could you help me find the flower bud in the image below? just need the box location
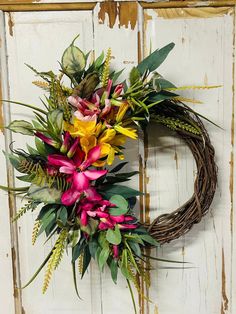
[67,137,80,158]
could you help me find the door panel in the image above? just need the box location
[0,3,235,314]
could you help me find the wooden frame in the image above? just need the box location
[0,1,235,12]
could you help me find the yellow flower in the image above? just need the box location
[116,102,129,123]
[98,129,116,144]
[80,136,97,156]
[114,125,138,140]
[64,115,97,137]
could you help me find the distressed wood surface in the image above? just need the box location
[0,2,235,314]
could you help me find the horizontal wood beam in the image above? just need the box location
[0,2,96,12]
[140,1,236,9]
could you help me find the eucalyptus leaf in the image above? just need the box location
[106,225,122,245]
[98,247,110,271]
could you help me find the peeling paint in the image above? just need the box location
[7,12,14,37]
[98,2,117,29]
[221,248,229,314]
[119,2,137,30]
[98,2,137,30]
[153,7,233,19]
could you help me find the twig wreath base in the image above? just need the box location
[142,102,218,244]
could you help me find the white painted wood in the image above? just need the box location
[143,7,235,314]
[0,10,16,314]
[1,4,236,314]
[4,10,94,314]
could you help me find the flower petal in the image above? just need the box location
[48,154,75,168]
[72,172,90,190]
[84,169,107,180]
[61,188,81,206]
[85,187,102,201]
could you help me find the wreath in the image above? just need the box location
[1,36,217,311]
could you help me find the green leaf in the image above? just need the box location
[137,42,175,75]
[89,239,99,259]
[109,194,129,216]
[38,212,56,236]
[129,67,141,85]
[94,51,105,68]
[3,152,21,169]
[72,238,85,262]
[57,206,68,226]
[98,232,109,248]
[62,44,86,75]
[139,234,159,246]
[47,109,64,135]
[28,184,61,204]
[128,241,141,257]
[120,249,132,280]
[106,225,122,245]
[110,162,128,173]
[81,245,91,278]
[148,90,178,103]
[35,138,48,157]
[101,185,142,199]
[98,247,110,271]
[7,120,34,135]
[79,218,99,236]
[110,259,118,284]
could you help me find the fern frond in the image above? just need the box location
[42,229,68,293]
[101,48,111,87]
[33,81,50,91]
[32,220,41,245]
[165,85,221,91]
[151,114,202,135]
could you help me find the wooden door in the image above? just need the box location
[0,1,235,314]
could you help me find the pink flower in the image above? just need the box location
[35,132,60,149]
[47,145,107,206]
[113,245,119,259]
[60,131,71,154]
[112,84,123,98]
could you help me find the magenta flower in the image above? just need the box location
[35,132,60,149]
[60,131,71,154]
[47,145,107,206]
[98,215,137,230]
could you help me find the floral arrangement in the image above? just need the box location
[2,36,218,312]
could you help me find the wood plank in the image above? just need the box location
[143,6,235,314]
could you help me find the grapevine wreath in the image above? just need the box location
[1,37,217,310]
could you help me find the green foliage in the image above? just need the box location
[61,38,86,75]
[27,184,61,204]
[137,42,175,75]
[129,67,140,86]
[151,114,202,135]
[42,229,68,293]
[100,184,142,199]
[7,120,34,136]
[106,225,122,245]
[109,195,129,216]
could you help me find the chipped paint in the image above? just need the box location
[98,2,137,30]
[119,2,137,30]
[7,12,14,37]
[174,150,178,169]
[98,2,117,29]
[221,249,229,314]
[153,7,233,19]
